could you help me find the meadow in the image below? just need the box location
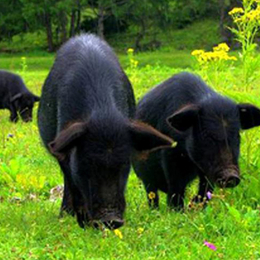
[1,46,260,260]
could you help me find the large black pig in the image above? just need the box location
[133,72,260,210]
[38,34,173,229]
[0,70,40,122]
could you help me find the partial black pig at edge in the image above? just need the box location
[132,72,260,210]
[0,70,40,122]
[38,34,173,229]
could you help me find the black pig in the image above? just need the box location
[38,34,173,229]
[0,70,40,122]
[133,72,260,210]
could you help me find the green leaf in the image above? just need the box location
[228,206,241,222]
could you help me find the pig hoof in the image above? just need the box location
[10,117,18,123]
[76,213,87,229]
[59,208,75,218]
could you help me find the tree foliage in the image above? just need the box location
[0,0,239,51]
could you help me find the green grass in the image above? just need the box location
[0,49,193,72]
[1,50,260,259]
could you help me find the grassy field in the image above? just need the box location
[1,49,260,260]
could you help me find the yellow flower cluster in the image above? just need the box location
[228,7,244,16]
[191,43,237,64]
[245,6,260,21]
[213,43,230,52]
[229,3,260,23]
[127,48,134,54]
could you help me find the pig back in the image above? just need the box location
[38,34,135,147]
[136,72,215,137]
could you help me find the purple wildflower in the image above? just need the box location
[204,240,217,251]
[206,191,212,200]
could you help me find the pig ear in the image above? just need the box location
[49,122,88,157]
[129,121,174,152]
[238,103,260,130]
[167,104,200,132]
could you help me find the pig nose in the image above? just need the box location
[92,217,124,230]
[225,175,240,187]
[216,174,240,188]
[102,218,124,229]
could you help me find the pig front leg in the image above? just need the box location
[58,160,75,215]
[191,175,214,207]
[9,105,18,122]
[58,161,88,228]
[60,175,75,216]
[161,150,194,211]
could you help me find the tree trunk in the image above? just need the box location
[75,0,81,34]
[135,19,146,51]
[60,11,68,44]
[44,11,54,52]
[97,4,105,39]
[219,0,242,46]
[70,10,76,37]
[55,25,60,45]
[219,0,225,41]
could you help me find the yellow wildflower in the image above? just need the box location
[245,9,260,21]
[213,43,230,52]
[137,227,144,235]
[191,49,205,56]
[191,41,236,65]
[228,7,244,16]
[148,191,156,200]
[113,229,123,239]
[127,48,134,54]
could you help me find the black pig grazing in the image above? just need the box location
[0,70,40,122]
[38,34,173,229]
[133,72,260,210]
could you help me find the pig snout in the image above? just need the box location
[92,210,124,229]
[92,216,124,230]
[102,216,124,229]
[216,169,240,188]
